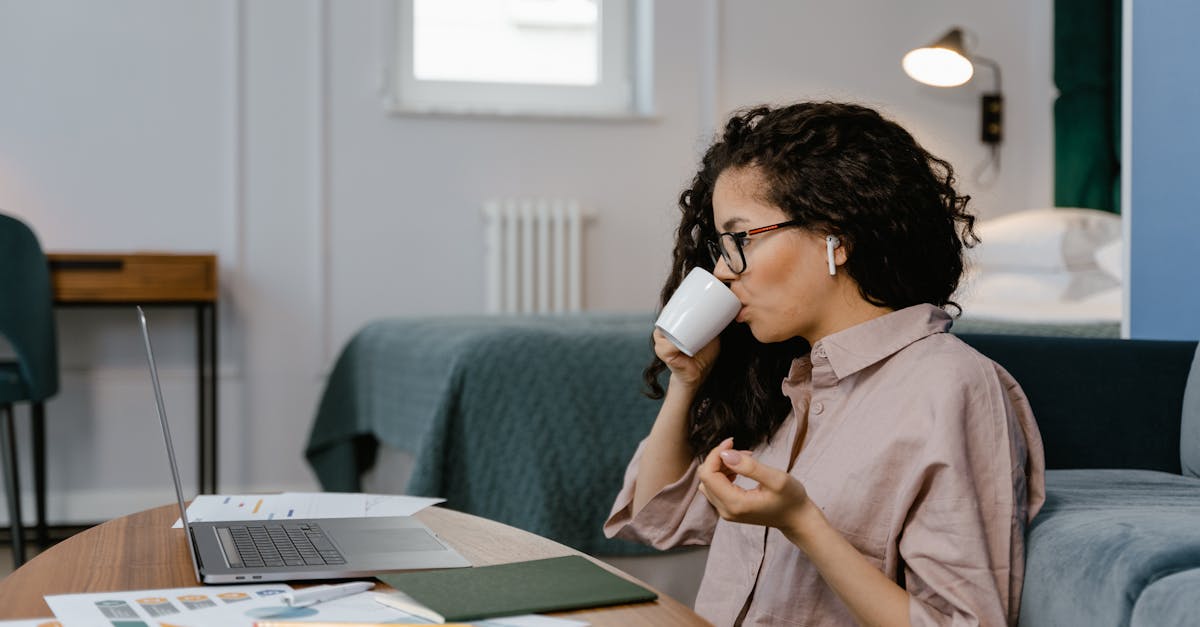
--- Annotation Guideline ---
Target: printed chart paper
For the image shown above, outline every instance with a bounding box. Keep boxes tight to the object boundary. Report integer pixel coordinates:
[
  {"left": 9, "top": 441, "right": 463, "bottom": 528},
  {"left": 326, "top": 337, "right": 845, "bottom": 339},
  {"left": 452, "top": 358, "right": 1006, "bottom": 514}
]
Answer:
[
  {"left": 172, "top": 493, "right": 445, "bottom": 527},
  {"left": 43, "top": 586, "right": 585, "bottom": 627},
  {"left": 44, "top": 584, "right": 292, "bottom": 626}
]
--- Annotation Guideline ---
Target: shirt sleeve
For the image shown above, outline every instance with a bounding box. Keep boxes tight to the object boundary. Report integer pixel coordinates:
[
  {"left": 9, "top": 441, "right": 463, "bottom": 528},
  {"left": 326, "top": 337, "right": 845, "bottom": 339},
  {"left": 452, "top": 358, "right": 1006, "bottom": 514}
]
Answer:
[
  {"left": 602, "top": 437, "right": 719, "bottom": 550},
  {"left": 901, "top": 357, "right": 1045, "bottom": 627}
]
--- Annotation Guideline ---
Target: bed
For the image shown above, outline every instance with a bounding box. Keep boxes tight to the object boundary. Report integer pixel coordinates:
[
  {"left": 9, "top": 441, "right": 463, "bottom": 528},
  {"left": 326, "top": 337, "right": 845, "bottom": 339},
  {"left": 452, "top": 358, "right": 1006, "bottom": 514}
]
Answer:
[{"left": 952, "top": 207, "right": 1122, "bottom": 338}]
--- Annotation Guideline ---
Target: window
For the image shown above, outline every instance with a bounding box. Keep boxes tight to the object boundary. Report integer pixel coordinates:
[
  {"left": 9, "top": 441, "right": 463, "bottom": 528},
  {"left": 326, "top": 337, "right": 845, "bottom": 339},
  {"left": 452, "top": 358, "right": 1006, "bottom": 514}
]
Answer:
[{"left": 387, "top": 0, "right": 653, "bottom": 117}]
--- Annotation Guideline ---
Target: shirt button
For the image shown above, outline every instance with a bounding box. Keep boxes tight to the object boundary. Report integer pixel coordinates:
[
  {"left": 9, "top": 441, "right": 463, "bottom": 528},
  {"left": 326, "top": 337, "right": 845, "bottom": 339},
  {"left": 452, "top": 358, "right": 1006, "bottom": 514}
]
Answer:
[{"left": 811, "top": 401, "right": 824, "bottom": 415}]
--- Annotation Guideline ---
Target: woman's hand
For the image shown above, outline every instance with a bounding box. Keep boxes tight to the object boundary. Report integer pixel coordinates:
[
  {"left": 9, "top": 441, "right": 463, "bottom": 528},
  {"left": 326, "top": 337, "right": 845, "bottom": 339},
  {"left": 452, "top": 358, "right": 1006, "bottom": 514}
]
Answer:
[
  {"left": 697, "top": 437, "right": 814, "bottom": 536},
  {"left": 653, "top": 328, "right": 720, "bottom": 391},
  {"left": 699, "top": 440, "right": 914, "bottom": 627}
]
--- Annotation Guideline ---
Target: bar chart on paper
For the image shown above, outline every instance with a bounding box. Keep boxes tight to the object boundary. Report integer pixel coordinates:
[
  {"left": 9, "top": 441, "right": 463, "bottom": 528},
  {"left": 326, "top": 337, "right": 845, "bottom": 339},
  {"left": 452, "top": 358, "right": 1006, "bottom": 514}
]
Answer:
[
  {"left": 225, "top": 496, "right": 274, "bottom": 517},
  {"left": 44, "top": 584, "right": 293, "bottom": 627},
  {"left": 172, "top": 493, "right": 446, "bottom": 527}
]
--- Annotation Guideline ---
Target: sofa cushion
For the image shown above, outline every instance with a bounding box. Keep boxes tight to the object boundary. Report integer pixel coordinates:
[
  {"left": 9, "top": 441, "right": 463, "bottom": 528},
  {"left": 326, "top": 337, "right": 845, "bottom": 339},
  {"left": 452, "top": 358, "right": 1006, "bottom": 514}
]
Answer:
[
  {"left": 1020, "top": 469, "right": 1200, "bottom": 626},
  {"left": 1130, "top": 568, "right": 1200, "bottom": 627},
  {"left": 1182, "top": 345, "right": 1200, "bottom": 479}
]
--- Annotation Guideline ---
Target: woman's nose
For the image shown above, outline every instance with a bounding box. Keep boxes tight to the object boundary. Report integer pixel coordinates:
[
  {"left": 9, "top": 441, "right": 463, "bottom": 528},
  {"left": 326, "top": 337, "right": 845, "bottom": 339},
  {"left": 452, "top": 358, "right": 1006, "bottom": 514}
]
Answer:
[{"left": 712, "top": 255, "right": 737, "bottom": 281}]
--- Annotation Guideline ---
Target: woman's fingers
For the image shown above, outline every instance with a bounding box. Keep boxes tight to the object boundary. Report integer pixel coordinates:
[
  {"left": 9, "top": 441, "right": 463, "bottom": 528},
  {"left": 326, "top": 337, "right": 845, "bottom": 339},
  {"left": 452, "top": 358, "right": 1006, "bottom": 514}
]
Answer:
[
  {"left": 653, "top": 328, "right": 720, "bottom": 388},
  {"left": 719, "top": 449, "right": 789, "bottom": 492},
  {"left": 699, "top": 446, "right": 809, "bottom": 527},
  {"left": 698, "top": 439, "right": 740, "bottom": 509},
  {"left": 699, "top": 437, "right": 734, "bottom": 474}
]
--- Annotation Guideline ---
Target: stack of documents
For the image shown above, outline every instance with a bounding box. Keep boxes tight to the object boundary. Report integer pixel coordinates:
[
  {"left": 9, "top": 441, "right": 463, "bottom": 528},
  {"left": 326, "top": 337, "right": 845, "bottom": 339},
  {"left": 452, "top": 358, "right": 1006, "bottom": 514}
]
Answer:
[{"left": 19, "top": 583, "right": 591, "bottom": 626}]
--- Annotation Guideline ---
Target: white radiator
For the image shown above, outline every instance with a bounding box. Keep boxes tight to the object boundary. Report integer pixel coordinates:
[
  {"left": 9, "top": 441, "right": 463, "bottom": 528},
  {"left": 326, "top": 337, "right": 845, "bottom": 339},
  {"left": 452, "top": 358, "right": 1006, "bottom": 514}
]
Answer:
[{"left": 483, "top": 198, "right": 588, "bottom": 314}]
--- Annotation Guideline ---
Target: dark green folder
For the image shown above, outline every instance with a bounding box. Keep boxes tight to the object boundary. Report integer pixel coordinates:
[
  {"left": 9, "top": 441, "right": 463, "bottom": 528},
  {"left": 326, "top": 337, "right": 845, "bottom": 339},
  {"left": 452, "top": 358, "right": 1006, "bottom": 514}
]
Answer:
[{"left": 378, "top": 555, "right": 658, "bottom": 622}]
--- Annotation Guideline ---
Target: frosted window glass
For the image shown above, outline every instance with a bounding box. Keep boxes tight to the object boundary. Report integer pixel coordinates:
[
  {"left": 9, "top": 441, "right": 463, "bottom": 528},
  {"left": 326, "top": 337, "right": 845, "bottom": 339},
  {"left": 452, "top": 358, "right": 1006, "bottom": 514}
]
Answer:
[{"left": 414, "top": 0, "right": 599, "bottom": 86}]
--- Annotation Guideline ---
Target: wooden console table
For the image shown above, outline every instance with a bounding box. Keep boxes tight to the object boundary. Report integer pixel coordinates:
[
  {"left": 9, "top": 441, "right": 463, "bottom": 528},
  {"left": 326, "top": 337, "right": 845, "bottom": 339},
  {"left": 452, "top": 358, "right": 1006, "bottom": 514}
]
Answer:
[{"left": 48, "top": 252, "right": 219, "bottom": 495}]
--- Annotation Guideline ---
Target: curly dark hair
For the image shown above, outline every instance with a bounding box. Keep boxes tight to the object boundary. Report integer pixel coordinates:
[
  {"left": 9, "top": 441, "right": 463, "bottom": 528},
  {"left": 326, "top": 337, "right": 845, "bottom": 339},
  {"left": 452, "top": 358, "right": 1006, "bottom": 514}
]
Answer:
[{"left": 644, "top": 101, "right": 978, "bottom": 458}]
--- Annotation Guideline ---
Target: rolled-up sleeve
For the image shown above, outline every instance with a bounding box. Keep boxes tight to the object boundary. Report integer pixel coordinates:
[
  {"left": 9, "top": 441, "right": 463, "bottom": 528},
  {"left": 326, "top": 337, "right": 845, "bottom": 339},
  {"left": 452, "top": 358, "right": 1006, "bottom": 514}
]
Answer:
[
  {"left": 901, "top": 357, "right": 1042, "bottom": 627},
  {"left": 903, "top": 496, "right": 1008, "bottom": 626},
  {"left": 603, "top": 438, "right": 719, "bottom": 550}
]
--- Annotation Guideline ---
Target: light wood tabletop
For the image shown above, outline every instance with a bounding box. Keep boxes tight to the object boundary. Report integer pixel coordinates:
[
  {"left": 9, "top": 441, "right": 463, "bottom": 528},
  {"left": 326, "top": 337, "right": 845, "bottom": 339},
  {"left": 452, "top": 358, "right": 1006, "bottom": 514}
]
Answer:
[{"left": 0, "top": 504, "right": 710, "bottom": 626}]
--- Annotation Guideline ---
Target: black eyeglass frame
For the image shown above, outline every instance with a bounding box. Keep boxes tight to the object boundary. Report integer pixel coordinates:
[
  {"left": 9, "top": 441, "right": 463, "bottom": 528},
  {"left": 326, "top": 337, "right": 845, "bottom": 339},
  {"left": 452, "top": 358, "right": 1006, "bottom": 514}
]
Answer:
[{"left": 706, "top": 219, "right": 804, "bottom": 274}]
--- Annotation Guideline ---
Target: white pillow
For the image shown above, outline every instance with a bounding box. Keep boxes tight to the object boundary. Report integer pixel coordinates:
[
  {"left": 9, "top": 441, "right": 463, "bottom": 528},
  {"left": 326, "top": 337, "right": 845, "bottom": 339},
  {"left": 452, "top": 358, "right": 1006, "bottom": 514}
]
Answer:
[{"left": 970, "top": 208, "right": 1122, "bottom": 273}]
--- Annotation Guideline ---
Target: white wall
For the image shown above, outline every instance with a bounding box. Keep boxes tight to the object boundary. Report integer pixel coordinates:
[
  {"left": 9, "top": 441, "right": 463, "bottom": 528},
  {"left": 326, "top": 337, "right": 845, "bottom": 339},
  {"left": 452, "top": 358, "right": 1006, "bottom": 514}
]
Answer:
[
  {"left": 0, "top": 0, "right": 1053, "bottom": 524},
  {"left": 717, "top": 0, "right": 1053, "bottom": 219}
]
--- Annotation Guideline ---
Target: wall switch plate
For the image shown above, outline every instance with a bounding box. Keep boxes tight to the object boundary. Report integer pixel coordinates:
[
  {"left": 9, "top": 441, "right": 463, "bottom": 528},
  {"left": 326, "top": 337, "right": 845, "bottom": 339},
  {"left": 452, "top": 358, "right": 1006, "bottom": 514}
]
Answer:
[{"left": 981, "top": 93, "right": 1003, "bottom": 144}]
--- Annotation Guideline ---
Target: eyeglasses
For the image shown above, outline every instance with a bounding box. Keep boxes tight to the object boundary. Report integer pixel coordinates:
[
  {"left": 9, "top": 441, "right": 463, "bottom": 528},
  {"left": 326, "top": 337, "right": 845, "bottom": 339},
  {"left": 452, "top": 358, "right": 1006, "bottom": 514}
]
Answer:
[{"left": 706, "top": 220, "right": 803, "bottom": 274}]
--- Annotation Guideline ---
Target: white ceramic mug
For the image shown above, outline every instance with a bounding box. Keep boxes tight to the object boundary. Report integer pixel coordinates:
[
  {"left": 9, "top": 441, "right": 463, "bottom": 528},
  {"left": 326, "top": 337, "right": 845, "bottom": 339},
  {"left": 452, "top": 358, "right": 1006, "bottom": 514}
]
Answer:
[{"left": 654, "top": 267, "right": 742, "bottom": 357}]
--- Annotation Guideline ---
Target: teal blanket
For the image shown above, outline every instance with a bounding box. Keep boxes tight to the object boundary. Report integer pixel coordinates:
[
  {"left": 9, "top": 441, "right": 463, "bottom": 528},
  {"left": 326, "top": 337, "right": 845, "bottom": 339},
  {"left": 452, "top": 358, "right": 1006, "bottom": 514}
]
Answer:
[{"left": 304, "top": 314, "right": 662, "bottom": 556}]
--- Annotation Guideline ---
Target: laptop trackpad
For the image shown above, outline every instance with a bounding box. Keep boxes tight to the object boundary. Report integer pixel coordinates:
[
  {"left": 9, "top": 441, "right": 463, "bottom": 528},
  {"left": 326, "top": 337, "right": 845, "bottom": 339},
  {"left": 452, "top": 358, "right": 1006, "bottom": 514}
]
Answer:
[{"left": 337, "top": 529, "right": 446, "bottom": 554}]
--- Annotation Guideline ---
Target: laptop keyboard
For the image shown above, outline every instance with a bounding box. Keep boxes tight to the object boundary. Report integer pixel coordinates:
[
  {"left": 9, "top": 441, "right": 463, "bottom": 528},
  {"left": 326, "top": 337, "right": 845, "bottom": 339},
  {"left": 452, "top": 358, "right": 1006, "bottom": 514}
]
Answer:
[{"left": 216, "top": 522, "right": 346, "bottom": 568}]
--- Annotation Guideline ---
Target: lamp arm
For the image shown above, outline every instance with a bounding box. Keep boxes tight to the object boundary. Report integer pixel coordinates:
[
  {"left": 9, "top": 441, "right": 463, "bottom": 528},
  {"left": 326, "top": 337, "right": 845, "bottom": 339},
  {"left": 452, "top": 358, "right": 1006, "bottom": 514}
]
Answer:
[{"left": 971, "top": 54, "right": 1002, "bottom": 93}]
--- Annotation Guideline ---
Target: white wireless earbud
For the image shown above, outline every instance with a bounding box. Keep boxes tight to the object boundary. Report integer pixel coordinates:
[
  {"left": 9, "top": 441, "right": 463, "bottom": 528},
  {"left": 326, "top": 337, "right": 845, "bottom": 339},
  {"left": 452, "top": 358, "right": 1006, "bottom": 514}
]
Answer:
[{"left": 826, "top": 235, "right": 840, "bottom": 276}]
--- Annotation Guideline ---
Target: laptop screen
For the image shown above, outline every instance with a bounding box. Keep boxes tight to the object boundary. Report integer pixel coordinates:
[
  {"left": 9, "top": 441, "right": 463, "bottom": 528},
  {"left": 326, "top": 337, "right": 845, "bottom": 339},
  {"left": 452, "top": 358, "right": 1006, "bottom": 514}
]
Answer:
[{"left": 138, "top": 306, "right": 204, "bottom": 582}]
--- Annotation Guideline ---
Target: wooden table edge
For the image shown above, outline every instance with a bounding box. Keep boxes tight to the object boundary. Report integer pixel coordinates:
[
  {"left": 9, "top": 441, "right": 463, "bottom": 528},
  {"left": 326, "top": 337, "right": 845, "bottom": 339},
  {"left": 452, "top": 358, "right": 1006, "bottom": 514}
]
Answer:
[{"left": 0, "top": 504, "right": 710, "bottom": 626}]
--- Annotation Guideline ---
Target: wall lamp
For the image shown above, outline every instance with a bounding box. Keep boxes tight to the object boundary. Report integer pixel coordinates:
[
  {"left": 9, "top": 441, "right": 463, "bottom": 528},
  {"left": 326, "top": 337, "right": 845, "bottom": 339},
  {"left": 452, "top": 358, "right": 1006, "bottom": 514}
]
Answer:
[{"left": 902, "top": 27, "right": 1003, "bottom": 147}]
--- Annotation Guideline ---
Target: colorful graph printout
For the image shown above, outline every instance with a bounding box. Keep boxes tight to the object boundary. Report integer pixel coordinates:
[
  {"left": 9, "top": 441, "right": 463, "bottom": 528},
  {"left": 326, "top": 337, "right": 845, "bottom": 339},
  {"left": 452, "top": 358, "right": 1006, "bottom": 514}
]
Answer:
[
  {"left": 43, "top": 586, "right": 588, "bottom": 627},
  {"left": 44, "top": 584, "right": 291, "bottom": 626}
]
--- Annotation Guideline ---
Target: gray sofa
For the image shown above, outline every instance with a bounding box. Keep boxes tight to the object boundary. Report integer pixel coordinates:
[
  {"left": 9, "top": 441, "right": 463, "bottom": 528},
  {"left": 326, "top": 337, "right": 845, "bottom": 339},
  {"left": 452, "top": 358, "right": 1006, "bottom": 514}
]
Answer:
[
  {"left": 958, "top": 334, "right": 1200, "bottom": 627},
  {"left": 308, "top": 317, "right": 1200, "bottom": 625}
]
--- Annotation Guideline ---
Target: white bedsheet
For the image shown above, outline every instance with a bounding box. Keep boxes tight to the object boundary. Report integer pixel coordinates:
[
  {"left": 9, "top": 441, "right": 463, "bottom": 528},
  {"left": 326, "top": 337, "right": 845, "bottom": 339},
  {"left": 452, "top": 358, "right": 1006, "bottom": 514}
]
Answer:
[
  {"left": 960, "top": 293, "right": 1120, "bottom": 324},
  {"left": 956, "top": 267, "right": 1122, "bottom": 325}
]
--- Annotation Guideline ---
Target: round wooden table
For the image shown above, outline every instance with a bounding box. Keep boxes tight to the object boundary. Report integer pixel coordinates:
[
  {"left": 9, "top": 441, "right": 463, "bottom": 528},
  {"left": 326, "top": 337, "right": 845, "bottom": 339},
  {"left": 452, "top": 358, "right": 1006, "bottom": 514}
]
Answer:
[{"left": 0, "top": 504, "right": 710, "bottom": 626}]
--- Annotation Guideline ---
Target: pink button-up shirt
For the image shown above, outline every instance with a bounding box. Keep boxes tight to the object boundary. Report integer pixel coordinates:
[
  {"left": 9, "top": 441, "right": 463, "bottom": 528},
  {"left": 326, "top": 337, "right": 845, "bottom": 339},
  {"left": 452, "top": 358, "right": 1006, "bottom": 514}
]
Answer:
[{"left": 605, "top": 304, "right": 1046, "bottom": 626}]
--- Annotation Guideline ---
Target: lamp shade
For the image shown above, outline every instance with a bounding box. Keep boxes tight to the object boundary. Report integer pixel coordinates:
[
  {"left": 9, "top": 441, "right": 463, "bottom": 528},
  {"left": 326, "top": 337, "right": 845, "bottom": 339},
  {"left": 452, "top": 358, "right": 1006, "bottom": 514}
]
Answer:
[{"left": 902, "top": 27, "right": 974, "bottom": 87}]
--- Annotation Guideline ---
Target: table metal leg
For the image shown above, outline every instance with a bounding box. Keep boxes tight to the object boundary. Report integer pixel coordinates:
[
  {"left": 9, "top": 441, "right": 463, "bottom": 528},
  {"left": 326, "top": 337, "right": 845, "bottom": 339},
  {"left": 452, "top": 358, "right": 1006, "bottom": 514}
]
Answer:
[
  {"left": 32, "top": 402, "right": 47, "bottom": 548},
  {"left": 209, "top": 303, "right": 218, "bottom": 493},
  {"left": 0, "top": 404, "right": 25, "bottom": 567},
  {"left": 196, "top": 303, "right": 218, "bottom": 495}
]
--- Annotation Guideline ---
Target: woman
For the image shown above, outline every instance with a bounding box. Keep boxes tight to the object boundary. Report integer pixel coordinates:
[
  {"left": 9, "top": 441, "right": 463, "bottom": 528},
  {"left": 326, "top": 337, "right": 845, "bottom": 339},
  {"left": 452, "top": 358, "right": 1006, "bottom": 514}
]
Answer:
[{"left": 604, "top": 102, "right": 1045, "bottom": 626}]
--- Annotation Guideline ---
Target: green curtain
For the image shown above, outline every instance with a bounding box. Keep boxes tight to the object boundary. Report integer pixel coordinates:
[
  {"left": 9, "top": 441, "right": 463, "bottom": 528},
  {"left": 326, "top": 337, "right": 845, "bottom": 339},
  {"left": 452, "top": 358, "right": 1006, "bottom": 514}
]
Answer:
[{"left": 1054, "top": 0, "right": 1122, "bottom": 213}]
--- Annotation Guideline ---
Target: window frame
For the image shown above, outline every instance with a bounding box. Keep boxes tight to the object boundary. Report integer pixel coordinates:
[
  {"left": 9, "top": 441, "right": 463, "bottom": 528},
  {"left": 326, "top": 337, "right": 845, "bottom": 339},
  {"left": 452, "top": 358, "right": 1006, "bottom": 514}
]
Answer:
[{"left": 383, "top": 0, "right": 654, "bottom": 119}]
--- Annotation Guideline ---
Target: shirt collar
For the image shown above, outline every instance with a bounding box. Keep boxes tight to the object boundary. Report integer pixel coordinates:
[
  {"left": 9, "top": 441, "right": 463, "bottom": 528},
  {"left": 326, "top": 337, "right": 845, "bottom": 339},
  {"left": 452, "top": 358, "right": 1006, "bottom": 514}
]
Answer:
[{"left": 807, "top": 303, "right": 953, "bottom": 381}]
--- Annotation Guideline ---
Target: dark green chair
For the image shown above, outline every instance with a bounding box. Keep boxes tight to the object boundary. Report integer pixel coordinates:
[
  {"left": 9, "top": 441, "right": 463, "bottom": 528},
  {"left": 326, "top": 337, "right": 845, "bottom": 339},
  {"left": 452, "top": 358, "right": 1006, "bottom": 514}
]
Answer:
[{"left": 0, "top": 212, "right": 59, "bottom": 568}]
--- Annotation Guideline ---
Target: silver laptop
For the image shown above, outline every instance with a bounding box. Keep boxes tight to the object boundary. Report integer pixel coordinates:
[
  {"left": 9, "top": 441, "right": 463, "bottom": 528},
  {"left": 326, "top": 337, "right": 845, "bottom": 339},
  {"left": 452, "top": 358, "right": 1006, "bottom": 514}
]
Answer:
[{"left": 138, "top": 306, "right": 471, "bottom": 584}]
